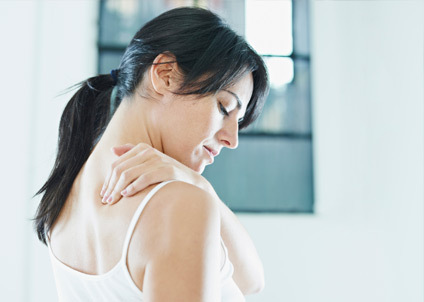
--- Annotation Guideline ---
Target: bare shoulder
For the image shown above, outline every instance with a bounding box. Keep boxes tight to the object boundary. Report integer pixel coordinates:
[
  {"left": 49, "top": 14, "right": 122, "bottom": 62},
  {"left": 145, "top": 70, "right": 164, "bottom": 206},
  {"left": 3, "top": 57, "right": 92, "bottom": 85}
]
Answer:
[
  {"left": 140, "top": 181, "right": 222, "bottom": 301},
  {"left": 144, "top": 181, "right": 221, "bottom": 250},
  {"left": 131, "top": 181, "right": 221, "bottom": 258},
  {"left": 154, "top": 181, "right": 220, "bottom": 217}
]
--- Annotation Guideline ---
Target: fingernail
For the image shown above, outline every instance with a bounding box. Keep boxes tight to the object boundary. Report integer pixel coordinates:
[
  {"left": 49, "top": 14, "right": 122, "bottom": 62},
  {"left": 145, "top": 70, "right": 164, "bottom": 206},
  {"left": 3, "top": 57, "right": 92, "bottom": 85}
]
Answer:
[
  {"left": 121, "top": 189, "right": 127, "bottom": 196},
  {"left": 102, "top": 194, "right": 108, "bottom": 203},
  {"left": 107, "top": 195, "right": 113, "bottom": 204},
  {"left": 100, "top": 187, "right": 106, "bottom": 197}
]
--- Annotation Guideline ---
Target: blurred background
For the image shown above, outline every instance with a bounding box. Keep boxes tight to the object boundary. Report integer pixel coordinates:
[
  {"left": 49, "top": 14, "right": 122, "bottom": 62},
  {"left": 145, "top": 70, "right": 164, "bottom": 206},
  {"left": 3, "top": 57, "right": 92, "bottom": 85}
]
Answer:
[{"left": 0, "top": 0, "right": 422, "bottom": 301}]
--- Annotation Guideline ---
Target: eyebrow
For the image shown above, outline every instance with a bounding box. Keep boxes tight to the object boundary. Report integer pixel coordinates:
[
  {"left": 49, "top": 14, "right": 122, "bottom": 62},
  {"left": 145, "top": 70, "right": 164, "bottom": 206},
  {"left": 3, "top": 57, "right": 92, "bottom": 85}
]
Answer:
[{"left": 222, "top": 89, "right": 242, "bottom": 110}]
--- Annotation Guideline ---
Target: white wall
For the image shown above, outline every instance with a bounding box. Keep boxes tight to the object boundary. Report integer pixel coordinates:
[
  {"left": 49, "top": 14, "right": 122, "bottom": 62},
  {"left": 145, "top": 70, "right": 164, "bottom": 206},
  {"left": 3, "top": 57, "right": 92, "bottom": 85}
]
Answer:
[
  {"left": 0, "top": 0, "right": 98, "bottom": 301},
  {"left": 0, "top": 1, "right": 422, "bottom": 301},
  {"left": 244, "top": 1, "right": 423, "bottom": 301}
]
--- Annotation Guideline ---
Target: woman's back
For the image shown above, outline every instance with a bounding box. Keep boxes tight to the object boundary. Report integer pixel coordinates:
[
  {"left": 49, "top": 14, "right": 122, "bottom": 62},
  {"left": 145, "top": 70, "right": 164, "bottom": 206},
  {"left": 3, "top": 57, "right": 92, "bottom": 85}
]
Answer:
[{"left": 48, "top": 166, "right": 244, "bottom": 301}]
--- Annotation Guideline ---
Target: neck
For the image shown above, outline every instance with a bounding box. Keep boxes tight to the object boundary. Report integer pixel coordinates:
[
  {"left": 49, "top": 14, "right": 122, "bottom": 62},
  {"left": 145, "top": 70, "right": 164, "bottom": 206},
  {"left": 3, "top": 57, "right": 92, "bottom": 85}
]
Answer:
[{"left": 82, "top": 96, "right": 163, "bottom": 188}]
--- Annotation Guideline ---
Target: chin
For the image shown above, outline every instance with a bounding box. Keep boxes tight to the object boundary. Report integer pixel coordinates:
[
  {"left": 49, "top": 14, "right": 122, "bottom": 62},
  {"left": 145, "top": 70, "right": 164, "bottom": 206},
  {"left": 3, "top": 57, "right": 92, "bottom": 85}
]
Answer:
[
  {"left": 183, "top": 157, "right": 206, "bottom": 174},
  {"left": 192, "top": 163, "right": 205, "bottom": 174},
  {"left": 194, "top": 165, "right": 205, "bottom": 174}
]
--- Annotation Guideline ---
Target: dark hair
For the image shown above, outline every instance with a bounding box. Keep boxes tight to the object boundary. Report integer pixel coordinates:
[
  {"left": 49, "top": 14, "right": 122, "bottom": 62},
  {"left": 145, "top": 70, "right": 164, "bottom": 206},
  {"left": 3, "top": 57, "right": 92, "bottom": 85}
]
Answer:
[{"left": 34, "top": 6, "right": 269, "bottom": 244}]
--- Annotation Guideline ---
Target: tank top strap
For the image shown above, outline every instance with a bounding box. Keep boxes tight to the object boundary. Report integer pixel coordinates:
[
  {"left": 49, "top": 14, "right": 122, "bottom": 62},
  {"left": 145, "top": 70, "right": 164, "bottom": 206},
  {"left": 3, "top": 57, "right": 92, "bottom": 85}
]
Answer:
[{"left": 121, "top": 180, "right": 177, "bottom": 260}]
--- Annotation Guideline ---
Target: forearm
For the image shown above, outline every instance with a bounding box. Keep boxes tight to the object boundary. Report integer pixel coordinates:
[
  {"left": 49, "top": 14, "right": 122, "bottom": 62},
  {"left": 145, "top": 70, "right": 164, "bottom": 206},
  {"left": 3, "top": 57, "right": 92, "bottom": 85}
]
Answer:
[
  {"left": 217, "top": 200, "right": 265, "bottom": 294},
  {"left": 199, "top": 179, "right": 265, "bottom": 295}
]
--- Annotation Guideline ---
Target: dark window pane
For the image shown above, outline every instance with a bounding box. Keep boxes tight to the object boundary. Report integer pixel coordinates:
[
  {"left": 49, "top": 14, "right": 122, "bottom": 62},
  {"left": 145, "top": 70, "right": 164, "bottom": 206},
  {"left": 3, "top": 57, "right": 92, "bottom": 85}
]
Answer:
[
  {"left": 282, "top": 58, "right": 312, "bottom": 134},
  {"left": 203, "top": 136, "right": 314, "bottom": 213},
  {"left": 293, "top": 0, "right": 310, "bottom": 56},
  {"left": 98, "top": 50, "right": 124, "bottom": 74},
  {"left": 100, "top": 0, "right": 169, "bottom": 46},
  {"left": 243, "top": 58, "right": 311, "bottom": 135},
  {"left": 99, "top": 0, "right": 247, "bottom": 46},
  {"left": 202, "top": 0, "right": 246, "bottom": 36}
]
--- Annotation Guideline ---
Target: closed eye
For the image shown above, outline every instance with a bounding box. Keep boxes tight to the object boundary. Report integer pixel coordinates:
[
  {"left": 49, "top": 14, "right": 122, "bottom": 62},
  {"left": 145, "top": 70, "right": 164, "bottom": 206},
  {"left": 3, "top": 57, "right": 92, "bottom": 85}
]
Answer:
[
  {"left": 220, "top": 102, "right": 245, "bottom": 124},
  {"left": 219, "top": 102, "right": 229, "bottom": 116}
]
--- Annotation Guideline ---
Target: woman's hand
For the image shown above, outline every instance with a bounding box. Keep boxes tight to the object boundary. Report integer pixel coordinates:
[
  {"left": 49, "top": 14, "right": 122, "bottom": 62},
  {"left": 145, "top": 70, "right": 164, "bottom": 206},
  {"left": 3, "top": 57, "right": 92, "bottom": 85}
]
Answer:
[{"left": 100, "top": 143, "right": 216, "bottom": 204}]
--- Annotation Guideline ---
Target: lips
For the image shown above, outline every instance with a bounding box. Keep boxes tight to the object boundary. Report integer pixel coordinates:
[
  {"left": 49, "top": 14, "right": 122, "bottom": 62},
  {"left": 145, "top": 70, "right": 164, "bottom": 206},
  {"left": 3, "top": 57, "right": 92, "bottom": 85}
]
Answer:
[{"left": 204, "top": 146, "right": 219, "bottom": 157}]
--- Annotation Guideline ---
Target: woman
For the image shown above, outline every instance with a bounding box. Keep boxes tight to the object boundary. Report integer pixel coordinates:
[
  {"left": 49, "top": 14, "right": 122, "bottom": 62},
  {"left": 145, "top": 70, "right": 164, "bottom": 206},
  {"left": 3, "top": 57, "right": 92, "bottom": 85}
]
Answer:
[{"left": 34, "top": 7, "right": 269, "bottom": 301}]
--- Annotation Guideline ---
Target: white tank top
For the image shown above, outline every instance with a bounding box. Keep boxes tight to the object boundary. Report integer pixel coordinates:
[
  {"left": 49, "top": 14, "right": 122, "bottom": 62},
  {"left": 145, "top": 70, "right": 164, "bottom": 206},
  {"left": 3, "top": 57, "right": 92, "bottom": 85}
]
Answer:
[{"left": 47, "top": 180, "right": 245, "bottom": 301}]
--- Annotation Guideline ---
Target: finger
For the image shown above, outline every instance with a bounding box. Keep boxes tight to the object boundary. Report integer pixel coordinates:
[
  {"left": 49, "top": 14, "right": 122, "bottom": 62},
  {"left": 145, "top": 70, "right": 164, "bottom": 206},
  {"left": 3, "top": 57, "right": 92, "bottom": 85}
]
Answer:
[
  {"left": 101, "top": 144, "right": 152, "bottom": 198},
  {"left": 102, "top": 149, "right": 157, "bottom": 203},
  {"left": 111, "top": 143, "right": 136, "bottom": 156},
  {"left": 112, "top": 143, "right": 152, "bottom": 162},
  {"left": 109, "top": 150, "right": 183, "bottom": 202},
  {"left": 106, "top": 162, "right": 151, "bottom": 205},
  {"left": 110, "top": 161, "right": 177, "bottom": 205},
  {"left": 101, "top": 165, "right": 114, "bottom": 198},
  {"left": 123, "top": 169, "right": 168, "bottom": 198}
]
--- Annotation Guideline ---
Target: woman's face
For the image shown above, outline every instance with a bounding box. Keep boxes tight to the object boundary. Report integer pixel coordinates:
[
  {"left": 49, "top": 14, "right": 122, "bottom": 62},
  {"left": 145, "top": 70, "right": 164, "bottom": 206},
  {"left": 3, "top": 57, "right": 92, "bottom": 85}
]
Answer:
[{"left": 159, "top": 72, "right": 254, "bottom": 174}]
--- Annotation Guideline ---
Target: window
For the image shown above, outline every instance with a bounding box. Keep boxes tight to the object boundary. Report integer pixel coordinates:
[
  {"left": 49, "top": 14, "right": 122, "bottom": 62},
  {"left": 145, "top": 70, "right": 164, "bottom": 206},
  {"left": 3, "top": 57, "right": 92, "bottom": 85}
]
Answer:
[{"left": 98, "top": 0, "right": 314, "bottom": 213}]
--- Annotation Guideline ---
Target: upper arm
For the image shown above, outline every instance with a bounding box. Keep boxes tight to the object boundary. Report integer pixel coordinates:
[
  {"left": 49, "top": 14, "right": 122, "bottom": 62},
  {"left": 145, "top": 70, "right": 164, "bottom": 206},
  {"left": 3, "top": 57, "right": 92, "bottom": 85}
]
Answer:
[{"left": 142, "top": 182, "right": 221, "bottom": 302}]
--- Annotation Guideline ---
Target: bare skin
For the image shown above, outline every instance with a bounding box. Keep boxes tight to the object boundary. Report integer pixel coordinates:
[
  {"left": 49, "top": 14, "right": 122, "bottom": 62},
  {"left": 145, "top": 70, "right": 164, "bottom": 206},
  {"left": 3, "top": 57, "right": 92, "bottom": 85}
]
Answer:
[
  {"left": 49, "top": 53, "right": 262, "bottom": 300},
  {"left": 100, "top": 142, "right": 265, "bottom": 295}
]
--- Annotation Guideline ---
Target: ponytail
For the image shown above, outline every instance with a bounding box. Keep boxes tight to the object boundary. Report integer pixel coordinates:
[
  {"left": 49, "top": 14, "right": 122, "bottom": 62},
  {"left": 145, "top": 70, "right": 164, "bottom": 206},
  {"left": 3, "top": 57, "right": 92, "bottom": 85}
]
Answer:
[{"left": 33, "top": 74, "right": 118, "bottom": 244}]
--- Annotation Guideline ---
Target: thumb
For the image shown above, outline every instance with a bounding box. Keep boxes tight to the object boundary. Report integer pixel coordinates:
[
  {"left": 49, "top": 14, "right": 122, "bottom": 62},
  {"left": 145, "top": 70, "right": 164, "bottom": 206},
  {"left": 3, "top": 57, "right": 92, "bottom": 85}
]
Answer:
[{"left": 111, "top": 143, "right": 136, "bottom": 156}]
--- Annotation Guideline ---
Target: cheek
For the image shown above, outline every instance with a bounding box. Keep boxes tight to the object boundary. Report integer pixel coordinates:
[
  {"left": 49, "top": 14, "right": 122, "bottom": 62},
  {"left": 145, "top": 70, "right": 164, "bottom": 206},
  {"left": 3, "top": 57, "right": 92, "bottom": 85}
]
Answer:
[
  {"left": 179, "top": 102, "right": 220, "bottom": 140},
  {"left": 160, "top": 103, "right": 220, "bottom": 161}
]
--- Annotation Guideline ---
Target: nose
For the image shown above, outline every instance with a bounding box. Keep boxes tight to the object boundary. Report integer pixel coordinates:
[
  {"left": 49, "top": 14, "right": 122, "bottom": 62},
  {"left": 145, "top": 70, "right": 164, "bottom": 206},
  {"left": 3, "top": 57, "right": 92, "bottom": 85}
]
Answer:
[{"left": 218, "top": 119, "right": 239, "bottom": 149}]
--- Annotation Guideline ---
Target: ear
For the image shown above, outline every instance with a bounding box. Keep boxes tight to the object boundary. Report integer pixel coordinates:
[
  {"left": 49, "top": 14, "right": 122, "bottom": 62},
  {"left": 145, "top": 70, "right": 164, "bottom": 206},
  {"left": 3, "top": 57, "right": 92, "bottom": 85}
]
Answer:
[{"left": 149, "top": 53, "right": 181, "bottom": 95}]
